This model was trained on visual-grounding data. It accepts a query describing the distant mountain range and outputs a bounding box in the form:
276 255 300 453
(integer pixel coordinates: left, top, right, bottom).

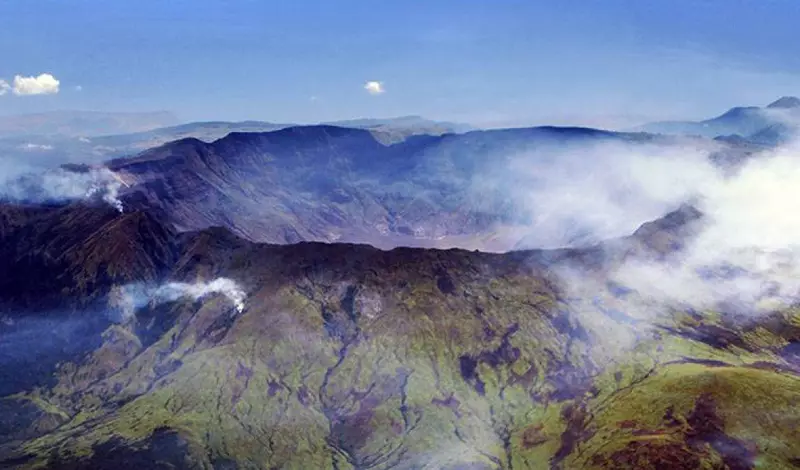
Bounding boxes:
322 115 474 143
0 110 180 139
637 96 800 145
3 95 797 167
0 114 473 167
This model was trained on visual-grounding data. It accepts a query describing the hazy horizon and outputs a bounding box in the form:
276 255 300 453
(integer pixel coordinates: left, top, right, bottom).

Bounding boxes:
3 1 800 129
0 95 795 133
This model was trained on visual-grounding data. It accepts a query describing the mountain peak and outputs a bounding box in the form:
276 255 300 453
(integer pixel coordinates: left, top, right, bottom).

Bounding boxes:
766 96 800 109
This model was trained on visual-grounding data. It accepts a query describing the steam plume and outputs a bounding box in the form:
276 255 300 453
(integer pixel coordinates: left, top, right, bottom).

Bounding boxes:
111 278 246 322
0 166 125 212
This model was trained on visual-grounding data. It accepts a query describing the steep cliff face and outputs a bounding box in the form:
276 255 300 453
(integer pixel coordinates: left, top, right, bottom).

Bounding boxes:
106 125 722 252
0 203 177 312
1 203 798 469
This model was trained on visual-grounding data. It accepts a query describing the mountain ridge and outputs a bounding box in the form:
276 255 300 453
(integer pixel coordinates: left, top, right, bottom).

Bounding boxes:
104 125 637 250
0 115 473 168
766 96 800 109
637 96 800 143
0 110 180 138
1 200 798 469
95 123 748 254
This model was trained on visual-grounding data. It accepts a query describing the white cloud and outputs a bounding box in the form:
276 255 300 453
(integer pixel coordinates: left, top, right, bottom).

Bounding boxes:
364 80 385 95
18 143 55 151
74 85 83 92
0 79 9 96
611 142 800 311
12 73 60 95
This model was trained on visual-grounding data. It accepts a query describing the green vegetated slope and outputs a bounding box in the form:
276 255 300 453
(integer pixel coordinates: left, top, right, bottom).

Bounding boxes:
1 210 799 469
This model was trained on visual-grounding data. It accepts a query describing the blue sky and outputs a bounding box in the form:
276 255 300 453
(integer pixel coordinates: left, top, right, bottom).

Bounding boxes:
1 0 800 127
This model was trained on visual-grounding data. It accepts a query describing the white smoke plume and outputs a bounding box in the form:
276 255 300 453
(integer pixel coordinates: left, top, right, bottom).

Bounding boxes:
111 278 246 322
84 168 125 212
0 165 125 212
154 279 246 313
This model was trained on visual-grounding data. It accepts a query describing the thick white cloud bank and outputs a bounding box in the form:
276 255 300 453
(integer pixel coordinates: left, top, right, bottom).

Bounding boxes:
614 144 800 312
542 136 800 358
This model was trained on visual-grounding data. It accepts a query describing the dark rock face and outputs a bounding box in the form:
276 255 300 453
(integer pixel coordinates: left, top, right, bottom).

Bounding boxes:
47 427 198 470
0 398 64 446
0 203 177 312
0 315 106 396
782 341 800 366
685 394 756 470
